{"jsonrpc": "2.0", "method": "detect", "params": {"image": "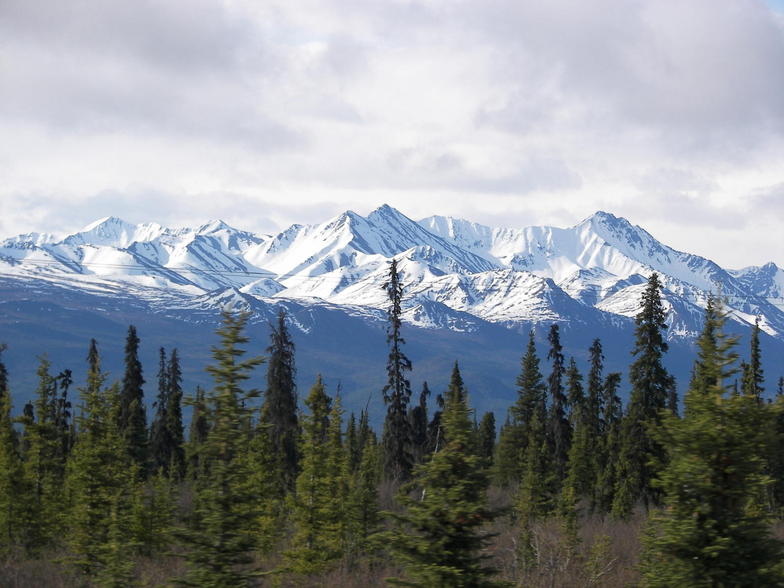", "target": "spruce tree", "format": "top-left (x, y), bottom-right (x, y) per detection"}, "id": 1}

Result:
top-left (742, 316), bottom-right (764, 399)
top-left (177, 309), bottom-right (265, 587)
top-left (119, 325), bottom-right (147, 473)
top-left (516, 398), bottom-right (550, 570)
top-left (565, 357), bottom-right (584, 419)
top-left (382, 258), bottom-right (414, 482)
top-left (286, 376), bottom-right (346, 575)
top-left (149, 347), bottom-right (170, 475)
top-left (20, 356), bottom-right (65, 552)
top-left (186, 385), bottom-right (209, 480)
top-left (614, 273), bottom-right (674, 514)
top-left (347, 412), bottom-right (359, 471)
top-left (325, 393), bottom-right (350, 547)
top-left (357, 408), bottom-right (375, 465)
top-left (261, 308), bottom-right (299, 491)
top-left (54, 369), bottom-right (74, 459)
top-left (346, 435), bottom-right (382, 565)
top-left (409, 382), bottom-right (430, 464)
top-left (770, 397), bottom-right (784, 509)
top-left (585, 339), bottom-right (604, 439)
top-left (65, 372), bottom-right (137, 581)
top-left (477, 411), bottom-right (496, 464)
top-left (166, 349), bottom-right (185, 479)
top-left (385, 362), bottom-right (504, 587)
top-left (0, 373), bottom-right (30, 554)
top-left (496, 330), bottom-right (546, 486)
top-left (248, 411), bottom-right (285, 556)
top-left (546, 324), bottom-right (571, 488)
top-left (564, 360), bottom-right (592, 505)
top-left (596, 372), bottom-right (622, 513)
top-left (149, 347), bottom-right (185, 479)
top-left (130, 469), bottom-right (176, 558)
top-left (584, 339), bottom-right (605, 507)
top-left (641, 297), bottom-right (784, 586)
top-left (425, 392), bottom-right (444, 456)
